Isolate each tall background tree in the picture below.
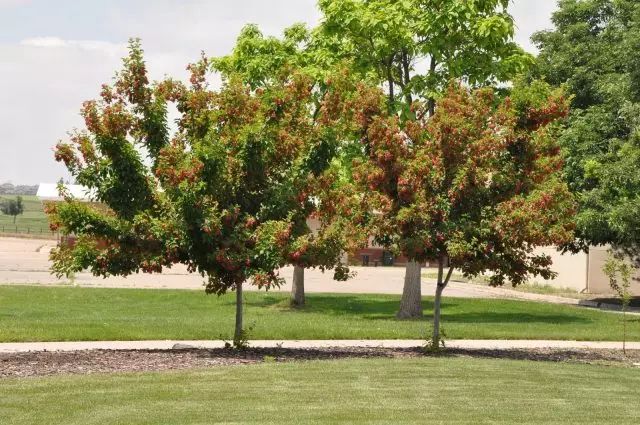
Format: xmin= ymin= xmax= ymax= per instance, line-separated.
xmin=211 ymin=23 xmax=341 ymax=307
xmin=317 ymin=0 xmax=534 ymax=318
xmin=343 ymin=80 xmax=575 ymax=347
xmin=47 ymin=40 xmax=358 ymax=345
xmin=532 ymin=0 xmax=640 ymax=259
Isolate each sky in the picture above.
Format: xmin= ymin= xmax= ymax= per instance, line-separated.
xmin=0 ymin=0 xmax=558 ymax=185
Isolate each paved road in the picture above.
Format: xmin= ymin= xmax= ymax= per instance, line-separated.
xmin=1 ymin=339 xmax=638 ymax=353
xmin=0 ymin=236 xmax=578 ymax=304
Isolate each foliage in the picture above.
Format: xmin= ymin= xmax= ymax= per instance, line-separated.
xmin=0 ymin=196 xmax=24 ymax=223
xmin=532 ymin=0 xmax=640 ymax=257
xmin=47 ymin=39 xmax=361 ymax=344
xmin=603 ymin=251 xmax=635 ymax=352
xmin=339 ymin=79 xmax=575 ymax=346
xmin=316 ymin=0 xmax=533 ymax=115
xmin=347 ymin=81 xmax=575 ymax=284
xmin=210 ymin=23 xmax=365 ymax=271
xmin=0 ymin=182 xmax=38 ymax=195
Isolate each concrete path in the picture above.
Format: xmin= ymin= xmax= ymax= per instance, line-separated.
xmin=1 ymin=339 xmax=638 ymax=353
xmin=0 ymin=237 xmax=580 ymax=305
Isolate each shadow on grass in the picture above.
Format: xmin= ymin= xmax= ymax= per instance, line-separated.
xmin=440 ymin=312 xmax=591 ymax=324
xmin=245 ymin=294 xmax=591 ymax=325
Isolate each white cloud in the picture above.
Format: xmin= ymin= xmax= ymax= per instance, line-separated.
xmin=20 ymin=37 xmax=127 ymax=56
xmin=0 ymin=0 xmax=556 ymax=185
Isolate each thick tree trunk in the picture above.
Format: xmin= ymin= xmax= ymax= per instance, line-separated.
xmin=290 ymin=265 xmax=305 ymax=308
xmin=431 ymin=258 xmax=453 ymax=349
xmin=233 ymin=282 xmax=243 ymax=347
xmin=397 ymin=260 xmax=423 ymax=319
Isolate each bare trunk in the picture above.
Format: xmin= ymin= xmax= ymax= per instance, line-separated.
xmin=397 ymin=260 xmax=423 ymax=319
xmin=233 ymin=282 xmax=243 ymax=347
xmin=432 ymin=281 xmax=445 ymax=348
xmin=290 ymin=265 xmax=305 ymax=307
xmin=431 ymin=258 xmax=453 ymax=349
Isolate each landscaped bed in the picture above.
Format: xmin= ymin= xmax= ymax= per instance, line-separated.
xmin=2 ymin=355 xmax=639 ymax=424
xmin=1 ymin=285 xmax=638 ymax=342
xmin=1 ymin=347 xmax=640 ymax=379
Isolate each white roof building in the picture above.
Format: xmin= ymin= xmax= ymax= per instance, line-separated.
xmin=36 ymin=183 xmax=96 ymax=202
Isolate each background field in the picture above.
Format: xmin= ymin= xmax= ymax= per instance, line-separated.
xmin=0 ymin=195 xmax=53 ymax=236
xmin=0 ymin=286 xmax=637 ymax=342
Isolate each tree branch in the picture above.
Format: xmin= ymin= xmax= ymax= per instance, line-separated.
xmin=427 ymin=56 xmax=437 ymax=117
xmin=401 ymin=49 xmax=413 ymax=106
xmin=386 ymin=54 xmax=396 ymax=113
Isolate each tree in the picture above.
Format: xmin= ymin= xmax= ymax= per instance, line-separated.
xmin=46 ymin=39 xmax=357 ymax=346
xmin=532 ymin=0 xmax=640 ymax=259
xmin=316 ymin=0 xmax=533 ymax=318
xmin=603 ymin=251 xmax=634 ymax=353
xmin=343 ymin=80 xmax=575 ymax=347
xmin=1 ymin=196 xmax=24 ymax=223
xmin=211 ymin=23 xmax=332 ymax=308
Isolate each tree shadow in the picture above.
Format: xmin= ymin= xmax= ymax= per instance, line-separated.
xmin=243 ymin=293 xmax=592 ymax=325
xmin=279 ymin=294 xmax=447 ymax=320
xmin=440 ymin=312 xmax=591 ymax=324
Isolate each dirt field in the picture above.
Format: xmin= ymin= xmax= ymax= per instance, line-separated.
xmin=0 ymin=236 xmax=578 ymax=303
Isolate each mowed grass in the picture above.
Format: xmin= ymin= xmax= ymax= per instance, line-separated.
xmin=2 ymin=358 xmax=640 ymax=424
xmin=0 ymin=195 xmax=51 ymax=233
xmin=1 ymin=285 xmax=638 ymax=342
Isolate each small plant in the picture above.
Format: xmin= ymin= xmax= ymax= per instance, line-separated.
xmin=231 ymin=322 xmax=255 ymax=350
xmin=263 ymin=355 xmax=276 ymax=363
xmin=603 ymin=251 xmax=635 ymax=354
xmin=424 ymin=328 xmax=447 ymax=352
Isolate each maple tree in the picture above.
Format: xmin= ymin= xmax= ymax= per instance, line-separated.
xmin=317 ymin=0 xmax=534 ymax=318
xmin=342 ymin=80 xmax=576 ymax=347
xmin=47 ymin=39 xmax=358 ymax=346
xmin=211 ymin=24 xmax=348 ymax=307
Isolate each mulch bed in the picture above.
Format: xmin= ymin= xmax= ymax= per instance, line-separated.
xmin=2 ymin=347 xmax=639 ymax=379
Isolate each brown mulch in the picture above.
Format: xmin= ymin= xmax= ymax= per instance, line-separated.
xmin=1 ymin=347 xmax=639 ymax=379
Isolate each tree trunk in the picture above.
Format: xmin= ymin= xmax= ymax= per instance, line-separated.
xmin=386 ymin=54 xmax=396 ymax=113
xmin=13 ymin=215 xmax=16 ymax=224
xmin=397 ymin=260 xmax=423 ymax=319
xmin=431 ymin=258 xmax=454 ymax=349
xmin=427 ymin=56 xmax=437 ymax=117
xmin=432 ymin=281 xmax=445 ymax=348
xmin=290 ymin=265 xmax=305 ymax=308
xmin=233 ymin=282 xmax=243 ymax=347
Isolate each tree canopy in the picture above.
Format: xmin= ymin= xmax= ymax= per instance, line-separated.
xmin=317 ymin=0 xmax=533 ymax=114
xmin=532 ymin=0 xmax=640 ymax=256
xmin=48 ymin=40 xmax=360 ymax=345
xmin=338 ymin=79 xmax=575 ymax=346
xmin=1 ymin=196 xmax=24 ymax=223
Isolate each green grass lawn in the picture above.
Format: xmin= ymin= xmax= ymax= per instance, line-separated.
xmin=423 ymin=271 xmax=583 ymax=298
xmin=2 ymin=357 xmax=639 ymax=424
xmin=0 ymin=195 xmax=51 ymax=234
xmin=1 ymin=285 xmax=638 ymax=342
